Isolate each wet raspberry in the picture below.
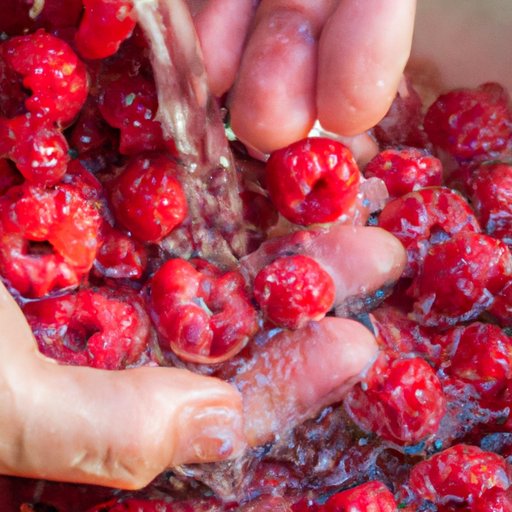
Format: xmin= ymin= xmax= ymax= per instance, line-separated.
xmin=75 ymin=0 xmax=137 ymax=60
xmin=436 ymin=323 xmax=512 ymax=398
xmin=24 ymin=287 xmax=151 ymax=370
xmin=489 ymin=281 xmax=512 ymax=327
xmin=94 ymin=224 xmax=148 ymax=280
xmin=69 ymin=98 xmax=118 ymax=155
xmin=408 ymin=444 xmax=510 ymax=507
xmin=424 ymin=83 xmax=512 ymax=160
xmin=0 ymin=181 xmax=102 ymax=298
xmin=253 ymin=254 xmax=335 ymax=330
xmin=344 ymin=354 xmax=446 ymax=445
xmin=471 ymin=487 xmax=512 ymax=512
xmin=325 ymin=481 xmax=397 ymax=511
xmin=265 ymin=137 xmax=361 ymax=226
xmin=470 ymin=161 xmax=512 ymax=245
xmin=109 ymin=154 xmax=188 ymax=243
xmin=371 ymin=305 xmax=441 ymax=366
xmin=409 ymin=232 xmax=512 ymax=326
xmin=148 ymin=258 xmax=259 ymax=364
xmin=364 ymin=147 xmax=442 ymax=198
xmin=1 ymin=30 xmax=88 ymax=126
xmin=373 ymin=77 xmax=428 ymax=149
xmin=378 ymin=186 xmax=481 ymax=277
xmin=4 ymin=115 xmax=70 ymax=185
xmin=98 ymin=75 xmax=172 ymax=155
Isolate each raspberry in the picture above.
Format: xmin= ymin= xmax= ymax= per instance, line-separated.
xmin=1 ymin=30 xmax=88 ymax=126
xmin=378 ymin=186 xmax=481 ymax=277
xmin=436 ymin=323 xmax=512 ymax=398
xmin=471 ymin=487 xmax=512 ymax=512
xmin=24 ymin=287 xmax=151 ymax=370
xmin=109 ymin=154 xmax=188 ymax=243
xmin=3 ymin=115 xmax=70 ymax=185
xmin=409 ymin=232 xmax=512 ymax=326
xmin=373 ymin=76 xmax=428 ymax=149
xmin=344 ymin=354 xmax=446 ymax=445
xmin=75 ymin=0 xmax=137 ymax=60
xmin=94 ymin=224 xmax=148 ymax=281
xmin=408 ymin=444 xmax=510 ymax=507
xmin=371 ymin=305 xmax=441 ymax=366
xmin=265 ymin=137 xmax=361 ymax=226
xmin=364 ymin=148 xmax=442 ymax=198
xmin=148 ymin=258 xmax=259 ymax=364
xmin=253 ymin=254 xmax=335 ymax=330
xmin=469 ymin=161 xmax=512 ymax=245
xmin=424 ymin=83 xmax=512 ymax=160
xmin=489 ymin=281 xmax=512 ymax=327
xmin=324 ymin=481 xmax=397 ymax=512
xmin=0 ymin=181 xmax=102 ymax=297
xmin=98 ymin=75 xmax=172 ymax=156
xmin=69 ymin=98 xmax=117 ymax=155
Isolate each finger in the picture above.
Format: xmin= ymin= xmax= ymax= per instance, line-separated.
xmin=317 ymin=0 xmax=416 ymax=135
xmin=229 ymin=0 xmax=336 ymax=154
xmin=188 ymin=0 xmax=257 ymax=96
xmin=240 ymin=224 xmax=407 ymax=310
xmin=0 ymin=282 xmax=245 ymax=490
xmin=235 ymin=316 xmax=378 ymax=446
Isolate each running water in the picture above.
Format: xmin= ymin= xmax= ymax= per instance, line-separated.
xmin=133 ymin=0 xmax=248 ymax=267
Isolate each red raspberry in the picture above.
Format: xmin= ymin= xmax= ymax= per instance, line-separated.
xmin=373 ymin=76 xmax=428 ymax=148
xmin=75 ymin=0 xmax=136 ymax=60
xmin=109 ymin=154 xmax=188 ymax=243
xmin=371 ymin=305 xmax=441 ymax=366
xmin=409 ymin=232 xmax=512 ymax=326
xmin=1 ymin=30 xmax=88 ymax=126
xmin=436 ymin=323 xmax=512 ymax=398
xmin=265 ymin=137 xmax=361 ymax=226
xmin=98 ymin=75 xmax=172 ymax=156
xmin=408 ymin=444 xmax=510 ymax=507
xmin=0 ymin=181 xmax=102 ymax=297
xmin=24 ymin=287 xmax=151 ymax=370
xmin=344 ymin=354 xmax=446 ymax=445
xmin=378 ymin=186 xmax=481 ymax=277
xmin=471 ymin=487 xmax=512 ymax=512
xmin=69 ymin=98 xmax=117 ymax=155
xmin=324 ymin=481 xmax=397 ymax=512
xmin=470 ymin=161 xmax=512 ymax=245
xmin=490 ymin=281 xmax=512 ymax=327
xmin=2 ymin=115 xmax=70 ymax=185
xmin=253 ymin=254 xmax=335 ymax=330
xmin=94 ymin=224 xmax=148 ymax=281
xmin=424 ymin=83 xmax=512 ymax=160
xmin=148 ymin=258 xmax=259 ymax=364
xmin=364 ymin=148 xmax=442 ymax=198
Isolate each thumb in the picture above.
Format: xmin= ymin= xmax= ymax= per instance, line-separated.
xmin=0 ymin=282 xmax=245 ymax=490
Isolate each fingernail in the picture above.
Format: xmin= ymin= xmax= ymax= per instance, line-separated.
xmin=180 ymin=405 xmax=246 ymax=464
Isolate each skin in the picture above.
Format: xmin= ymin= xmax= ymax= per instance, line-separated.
xmin=189 ymin=0 xmax=417 ymax=153
xmin=0 ymin=0 xmax=414 ymax=491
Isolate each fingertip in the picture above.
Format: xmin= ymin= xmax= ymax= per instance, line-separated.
xmin=317 ymin=0 xmax=416 ymax=135
xmin=192 ymin=0 xmax=256 ymax=96
xmin=228 ymin=7 xmax=318 ymax=153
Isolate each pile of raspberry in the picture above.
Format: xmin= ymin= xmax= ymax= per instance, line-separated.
xmin=2 ymin=2 xmax=512 ymax=512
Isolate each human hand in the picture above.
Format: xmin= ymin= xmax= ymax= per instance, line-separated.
xmin=0 ymin=0 xmax=409 ymax=492
xmin=189 ymin=0 xmax=416 ymax=153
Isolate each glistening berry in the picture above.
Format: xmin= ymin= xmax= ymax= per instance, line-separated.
xmin=253 ymin=254 xmax=335 ymax=330
xmin=265 ymin=137 xmax=361 ymax=226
